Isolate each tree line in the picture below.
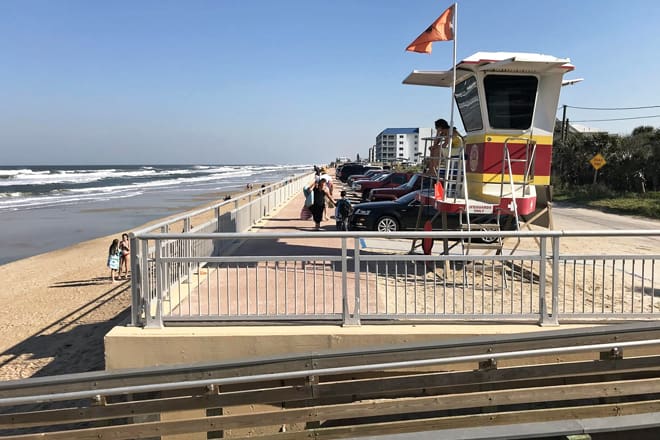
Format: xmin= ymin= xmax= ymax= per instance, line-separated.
xmin=552 ymin=126 xmax=660 ymax=193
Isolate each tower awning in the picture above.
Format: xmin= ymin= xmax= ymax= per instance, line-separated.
xmin=402 ymin=69 xmax=471 ymax=88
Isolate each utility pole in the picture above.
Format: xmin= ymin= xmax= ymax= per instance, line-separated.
xmin=561 ymin=105 xmax=567 ymax=142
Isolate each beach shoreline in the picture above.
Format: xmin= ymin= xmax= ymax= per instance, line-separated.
xmin=0 ymin=184 xmax=260 ymax=381
xmin=0 ymin=163 xmax=310 ymax=265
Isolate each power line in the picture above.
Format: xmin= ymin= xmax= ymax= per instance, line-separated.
xmin=571 ymin=114 xmax=660 ymax=123
xmin=563 ymin=105 xmax=660 ymax=111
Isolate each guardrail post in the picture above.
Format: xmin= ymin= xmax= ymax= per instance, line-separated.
xmin=550 ymin=236 xmax=560 ymax=325
xmin=350 ymin=237 xmax=362 ymax=326
xmin=129 ymin=234 xmax=140 ymax=326
xmin=146 ymin=239 xmax=164 ymax=328
xmin=140 ymin=239 xmax=150 ymax=328
xmin=341 ymin=237 xmax=359 ymax=326
xmin=538 ymin=236 xmax=559 ymax=326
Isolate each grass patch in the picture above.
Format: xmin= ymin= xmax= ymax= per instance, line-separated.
xmin=554 ymin=186 xmax=660 ymax=219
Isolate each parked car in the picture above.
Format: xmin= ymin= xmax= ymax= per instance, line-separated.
xmin=347 ymin=169 xmax=386 ymax=186
xmin=351 ymin=172 xmax=390 ymax=191
xmin=350 ymin=190 xmax=509 ymax=235
xmin=350 ymin=191 xmax=444 ymax=232
xmin=337 ymin=163 xmax=369 ymax=182
xmin=368 ymin=173 xmax=437 ymax=202
xmin=353 ymin=172 xmax=412 ymax=201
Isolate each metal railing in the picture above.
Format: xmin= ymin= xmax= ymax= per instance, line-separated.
xmin=128 ymin=172 xmax=314 ymax=325
xmin=3 ymin=322 xmax=660 ymax=438
xmin=129 ymin=229 xmax=660 ymax=328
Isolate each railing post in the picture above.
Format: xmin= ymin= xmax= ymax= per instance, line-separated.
xmin=538 ymin=236 xmax=558 ymax=326
xmin=550 ymin=235 xmax=560 ymax=325
xmin=146 ymin=239 xmax=164 ymax=328
xmin=538 ymin=236 xmax=547 ymax=325
xmin=350 ymin=237 xmax=362 ymax=326
xmin=140 ymin=239 xmax=150 ymax=328
xmin=129 ymin=234 xmax=140 ymax=326
xmin=340 ymin=237 xmax=351 ymax=325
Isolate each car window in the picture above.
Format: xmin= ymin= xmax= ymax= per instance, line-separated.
xmin=392 ymin=175 xmax=406 ymax=185
xmin=375 ymin=174 xmax=390 ymax=181
xmin=396 ymin=191 xmax=418 ymax=204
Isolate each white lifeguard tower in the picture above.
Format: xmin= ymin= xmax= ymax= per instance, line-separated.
xmin=405 ymin=52 xmax=574 ymax=251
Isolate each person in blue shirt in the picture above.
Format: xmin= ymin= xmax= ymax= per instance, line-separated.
xmin=334 ymin=190 xmax=352 ymax=231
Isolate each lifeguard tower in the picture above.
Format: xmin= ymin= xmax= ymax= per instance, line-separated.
xmin=405 ymin=52 xmax=574 ymax=250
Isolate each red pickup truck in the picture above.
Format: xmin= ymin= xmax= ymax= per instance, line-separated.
xmin=353 ymin=172 xmax=413 ymax=201
xmin=368 ymin=173 xmax=437 ymax=201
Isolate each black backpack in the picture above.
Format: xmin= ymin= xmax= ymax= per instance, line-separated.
xmin=337 ymin=199 xmax=351 ymax=218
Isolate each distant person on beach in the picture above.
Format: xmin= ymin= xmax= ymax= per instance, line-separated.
xmin=309 ymin=177 xmax=335 ymax=230
xmin=335 ymin=190 xmax=352 ymax=231
xmin=107 ymin=239 xmax=121 ymax=283
xmin=319 ymin=167 xmax=333 ymax=220
xmin=119 ymin=233 xmax=130 ymax=279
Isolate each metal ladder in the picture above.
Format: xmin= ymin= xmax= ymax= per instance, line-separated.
xmin=442 ymin=148 xmax=503 ymax=256
xmin=500 ymin=137 xmax=537 ymax=228
xmin=442 ymin=153 xmax=465 ymax=200
xmin=498 ymin=137 xmax=537 ymax=254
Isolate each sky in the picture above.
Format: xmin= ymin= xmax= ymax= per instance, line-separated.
xmin=1 ymin=0 xmax=659 ymax=165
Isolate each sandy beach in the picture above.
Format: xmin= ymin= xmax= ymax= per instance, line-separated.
xmin=0 ymin=187 xmax=255 ymax=381
xmin=0 ymin=231 xmax=131 ymax=380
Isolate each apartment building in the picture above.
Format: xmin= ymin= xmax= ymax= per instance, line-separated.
xmin=375 ymin=127 xmax=433 ymax=164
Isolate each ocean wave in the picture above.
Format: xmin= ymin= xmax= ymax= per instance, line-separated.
xmin=0 ymin=164 xmax=311 ymax=212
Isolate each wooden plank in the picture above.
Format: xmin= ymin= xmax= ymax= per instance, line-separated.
xmin=4 ymin=355 xmax=660 ymax=430
xmin=5 ymin=377 xmax=660 ymax=439
xmin=252 ymin=401 xmax=660 ymax=440
xmin=316 ymin=355 xmax=660 ymax=402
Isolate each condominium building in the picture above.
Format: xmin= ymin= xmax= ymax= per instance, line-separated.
xmin=375 ymin=127 xmax=433 ymax=164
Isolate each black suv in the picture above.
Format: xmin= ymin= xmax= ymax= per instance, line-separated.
xmin=337 ymin=163 xmax=369 ymax=182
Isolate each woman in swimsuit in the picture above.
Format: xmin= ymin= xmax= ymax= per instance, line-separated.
xmin=107 ymin=239 xmax=121 ymax=283
xmin=119 ymin=233 xmax=130 ymax=279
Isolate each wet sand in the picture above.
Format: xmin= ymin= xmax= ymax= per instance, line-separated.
xmin=0 ymin=187 xmax=251 ymax=381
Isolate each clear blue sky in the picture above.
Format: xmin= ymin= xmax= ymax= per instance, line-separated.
xmin=1 ymin=0 xmax=659 ymax=165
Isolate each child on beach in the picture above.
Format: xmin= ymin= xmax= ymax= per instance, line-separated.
xmin=119 ymin=233 xmax=130 ymax=279
xmin=107 ymin=239 xmax=121 ymax=283
xmin=334 ymin=190 xmax=352 ymax=231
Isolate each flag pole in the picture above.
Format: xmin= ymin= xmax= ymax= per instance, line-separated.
xmin=447 ymin=2 xmax=457 ymax=155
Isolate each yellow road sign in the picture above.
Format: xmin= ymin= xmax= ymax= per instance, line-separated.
xmin=590 ymin=153 xmax=606 ymax=170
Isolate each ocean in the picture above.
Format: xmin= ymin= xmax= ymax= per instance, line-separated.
xmin=0 ymin=164 xmax=311 ymax=265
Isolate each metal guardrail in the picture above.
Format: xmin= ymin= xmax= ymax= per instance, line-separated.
xmin=130 ymin=229 xmax=660 ymax=328
xmin=128 ymin=172 xmax=314 ymax=326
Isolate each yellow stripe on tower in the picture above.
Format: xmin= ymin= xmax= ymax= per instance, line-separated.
xmin=463 ymin=133 xmax=554 ymax=145
xmin=466 ymin=172 xmax=551 ymax=186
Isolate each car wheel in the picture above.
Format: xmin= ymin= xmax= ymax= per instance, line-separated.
xmin=474 ymin=217 xmax=500 ymax=244
xmin=479 ymin=233 xmax=499 ymax=244
xmin=376 ymin=216 xmax=399 ymax=232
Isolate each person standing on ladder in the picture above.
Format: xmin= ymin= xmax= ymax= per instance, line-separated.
xmin=429 ymin=118 xmax=464 ymax=176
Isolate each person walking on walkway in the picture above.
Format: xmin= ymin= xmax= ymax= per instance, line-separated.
xmin=309 ymin=178 xmax=335 ymax=230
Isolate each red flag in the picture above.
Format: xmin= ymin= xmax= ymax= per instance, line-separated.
xmin=406 ymin=5 xmax=454 ymax=54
